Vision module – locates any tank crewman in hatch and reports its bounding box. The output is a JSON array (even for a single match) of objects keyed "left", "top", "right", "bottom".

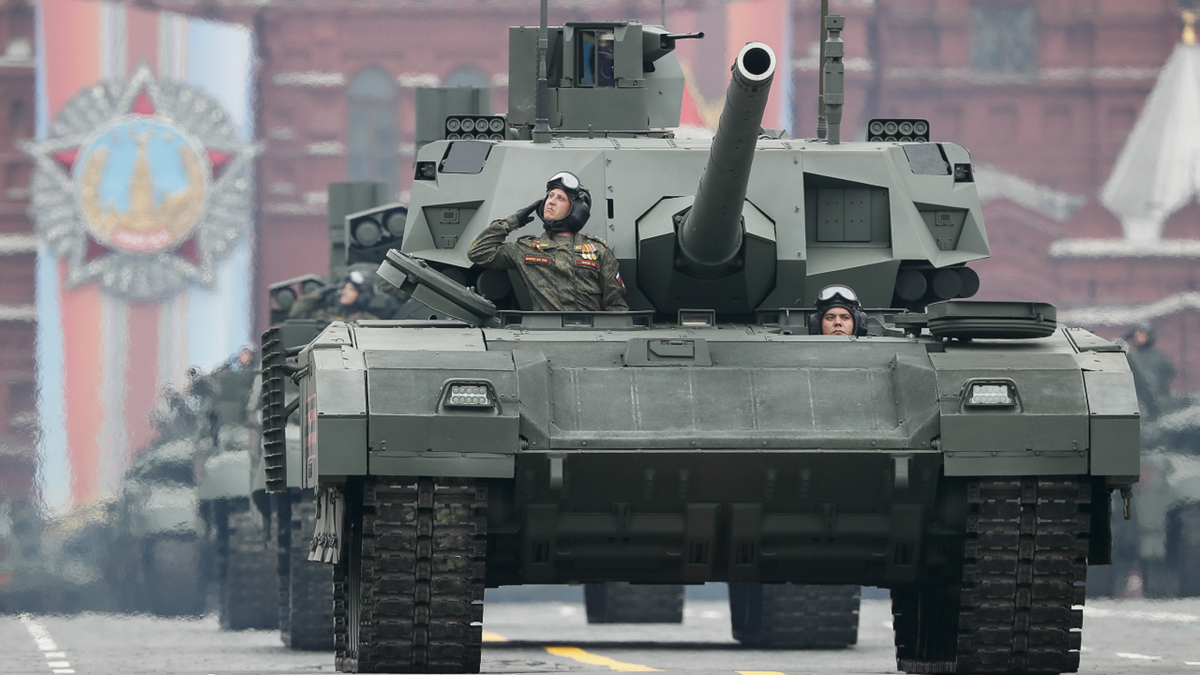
[
  {"left": 808, "top": 285, "right": 868, "bottom": 337},
  {"left": 468, "top": 171, "right": 628, "bottom": 312},
  {"left": 288, "top": 270, "right": 379, "bottom": 321}
]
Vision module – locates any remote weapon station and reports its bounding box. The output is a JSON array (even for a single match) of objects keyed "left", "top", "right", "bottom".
[{"left": 261, "top": 5, "right": 1140, "bottom": 674}]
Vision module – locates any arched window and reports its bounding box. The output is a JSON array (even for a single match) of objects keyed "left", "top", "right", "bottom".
[
  {"left": 443, "top": 65, "right": 490, "bottom": 89},
  {"left": 347, "top": 66, "right": 398, "bottom": 192}
]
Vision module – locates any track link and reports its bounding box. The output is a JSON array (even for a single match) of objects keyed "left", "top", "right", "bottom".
[
  {"left": 895, "top": 477, "right": 1089, "bottom": 675},
  {"left": 338, "top": 477, "right": 487, "bottom": 673},
  {"left": 219, "top": 499, "right": 278, "bottom": 630},
  {"left": 284, "top": 490, "right": 336, "bottom": 650},
  {"left": 584, "top": 583, "right": 684, "bottom": 624},
  {"left": 730, "top": 583, "right": 860, "bottom": 648}
]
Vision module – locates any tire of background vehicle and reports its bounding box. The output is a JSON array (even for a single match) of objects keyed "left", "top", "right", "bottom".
[
  {"left": 145, "top": 535, "right": 206, "bottom": 617},
  {"left": 275, "top": 493, "right": 292, "bottom": 640},
  {"left": 895, "top": 477, "right": 1088, "bottom": 675},
  {"left": 338, "top": 477, "right": 487, "bottom": 673},
  {"left": 729, "top": 583, "right": 860, "bottom": 648},
  {"left": 219, "top": 499, "right": 279, "bottom": 630},
  {"left": 1173, "top": 504, "right": 1200, "bottom": 597},
  {"left": 1083, "top": 563, "right": 1119, "bottom": 599},
  {"left": 283, "top": 489, "right": 335, "bottom": 650},
  {"left": 584, "top": 583, "right": 685, "bottom": 624},
  {"left": 1143, "top": 557, "right": 1181, "bottom": 599}
]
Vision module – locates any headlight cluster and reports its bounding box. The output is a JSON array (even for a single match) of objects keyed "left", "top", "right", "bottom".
[
  {"left": 447, "top": 384, "right": 491, "bottom": 407},
  {"left": 967, "top": 383, "right": 1015, "bottom": 407}
]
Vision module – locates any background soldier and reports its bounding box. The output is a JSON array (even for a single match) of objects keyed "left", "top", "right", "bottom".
[
  {"left": 287, "top": 270, "right": 378, "bottom": 321},
  {"left": 1124, "top": 321, "right": 1176, "bottom": 420},
  {"left": 468, "top": 171, "right": 628, "bottom": 311}
]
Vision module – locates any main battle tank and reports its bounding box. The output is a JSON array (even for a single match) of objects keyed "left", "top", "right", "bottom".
[{"left": 262, "top": 11, "right": 1140, "bottom": 675}]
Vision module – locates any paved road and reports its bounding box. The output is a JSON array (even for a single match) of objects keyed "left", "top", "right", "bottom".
[{"left": 4, "top": 598, "right": 1200, "bottom": 675}]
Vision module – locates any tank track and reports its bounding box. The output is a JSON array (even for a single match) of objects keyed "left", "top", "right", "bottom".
[
  {"left": 895, "top": 477, "right": 1088, "bottom": 675},
  {"left": 337, "top": 477, "right": 487, "bottom": 674},
  {"left": 284, "top": 490, "right": 335, "bottom": 650},
  {"left": 730, "top": 583, "right": 860, "bottom": 648},
  {"left": 144, "top": 535, "right": 206, "bottom": 617},
  {"left": 584, "top": 583, "right": 684, "bottom": 624},
  {"left": 219, "top": 499, "right": 279, "bottom": 630}
]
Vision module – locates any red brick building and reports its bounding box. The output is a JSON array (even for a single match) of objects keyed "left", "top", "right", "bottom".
[{"left": 3, "top": 1, "right": 1197, "bottom": 505}]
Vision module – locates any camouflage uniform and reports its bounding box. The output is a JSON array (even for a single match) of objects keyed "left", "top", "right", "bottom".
[
  {"left": 287, "top": 288, "right": 378, "bottom": 321},
  {"left": 467, "top": 215, "right": 628, "bottom": 311}
]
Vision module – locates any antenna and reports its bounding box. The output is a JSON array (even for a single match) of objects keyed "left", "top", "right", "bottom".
[
  {"left": 816, "top": 0, "right": 828, "bottom": 139},
  {"left": 533, "top": 0, "right": 552, "bottom": 143},
  {"left": 823, "top": 14, "right": 845, "bottom": 144}
]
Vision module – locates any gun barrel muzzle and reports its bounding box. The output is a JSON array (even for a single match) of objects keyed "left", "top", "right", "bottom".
[{"left": 677, "top": 42, "right": 776, "bottom": 272}]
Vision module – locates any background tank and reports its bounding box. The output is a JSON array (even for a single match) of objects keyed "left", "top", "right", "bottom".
[
  {"left": 1090, "top": 391, "right": 1200, "bottom": 599},
  {"left": 271, "top": 10, "right": 1140, "bottom": 675},
  {"left": 193, "top": 350, "right": 279, "bottom": 631}
]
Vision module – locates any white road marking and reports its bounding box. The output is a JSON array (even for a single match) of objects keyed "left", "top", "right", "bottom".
[
  {"left": 1185, "top": 662, "right": 1200, "bottom": 667},
  {"left": 1085, "top": 607, "right": 1200, "bottom": 623},
  {"left": 19, "top": 615, "right": 74, "bottom": 674},
  {"left": 19, "top": 614, "right": 58, "bottom": 651},
  {"left": 1116, "top": 652, "right": 1162, "bottom": 661}
]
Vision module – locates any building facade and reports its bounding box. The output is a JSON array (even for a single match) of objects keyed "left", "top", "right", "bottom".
[{"left": 5, "top": 0, "right": 1198, "bottom": 505}]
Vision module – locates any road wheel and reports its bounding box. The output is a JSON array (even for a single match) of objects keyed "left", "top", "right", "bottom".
[
  {"left": 584, "top": 583, "right": 684, "bottom": 624},
  {"left": 145, "top": 536, "right": 206, "bottom": 617},
  {"left": 338, "top": 477, "right": 487, "bottom": 673},
  {"left": 895, "top": 477, "right": 1088, "bottom": 675},
  {"left": 730, "top": 583, "right": 859, "bottom": 648},
  {"left": 284, "top": 489, "right": 335, "bottom": 650},
  {"left": 219, "top": 498, "right": 278, "bottom": 630}
]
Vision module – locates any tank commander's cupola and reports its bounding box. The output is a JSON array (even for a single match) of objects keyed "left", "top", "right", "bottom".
[{"left": 507, "top": 21, "right": 701, "bottom": 137}]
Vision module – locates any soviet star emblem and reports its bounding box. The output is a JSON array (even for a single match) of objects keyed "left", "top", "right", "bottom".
[{"left": 24, "top": 64, "right": 260, "bottom": 300}]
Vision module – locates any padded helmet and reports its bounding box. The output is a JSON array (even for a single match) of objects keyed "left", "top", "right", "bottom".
[
  {"left": 808, "top": 284, "right": 868, "bottom": 336},
  {"left": 343, "top": 270, "right": 375, "bottom": 308},
  {"left": 539, "top": 171, "right": 592, "bottom": 234}
]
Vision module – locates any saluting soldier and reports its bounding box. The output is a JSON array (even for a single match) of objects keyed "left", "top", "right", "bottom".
[{"left": 467, "top": 171, "right": 628, "bottom": 311}]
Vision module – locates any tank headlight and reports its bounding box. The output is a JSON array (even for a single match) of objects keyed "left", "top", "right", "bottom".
[
  {"left": 967, "top": 383, "right": 1015, "bottom": 407},
  {"left": 446, "top": 384, "right": 492, "bottom": 407}
]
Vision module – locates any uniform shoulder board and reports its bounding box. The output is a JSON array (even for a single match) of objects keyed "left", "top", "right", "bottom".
[
  {"left": 516, "top": 235, "right": 539, "bottom": 244},
  {"left": 582, "top": 233, "right": 610, "bottom": 248}
]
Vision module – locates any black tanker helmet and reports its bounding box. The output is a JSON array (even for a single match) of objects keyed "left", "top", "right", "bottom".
[
  {"left": 343, "top": 270, "right": 375, "bottom": 308},
  {"left": 540, "top": 171, "right": 592, "bottom": 234},
  {"left": 809, "top": 284, "right": 868, "bottom": 336}
]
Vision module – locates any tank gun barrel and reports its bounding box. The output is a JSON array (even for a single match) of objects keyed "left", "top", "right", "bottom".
[{"left": 677, "top": 42, "right": 776, "bottom": 273}]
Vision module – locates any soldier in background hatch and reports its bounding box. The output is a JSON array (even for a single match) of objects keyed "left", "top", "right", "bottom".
[
  {"left": 288, "top": 270, "right": 379, "bottom": 321},
  {"left": 468, "top": 171, "right": 628, "bottom": 312},
  {"left": 809, "top": 285, "right": 868, "bottom": 336},
  {"left": 1123, "top": 321, "right": 1176, "bottom": 420}
]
